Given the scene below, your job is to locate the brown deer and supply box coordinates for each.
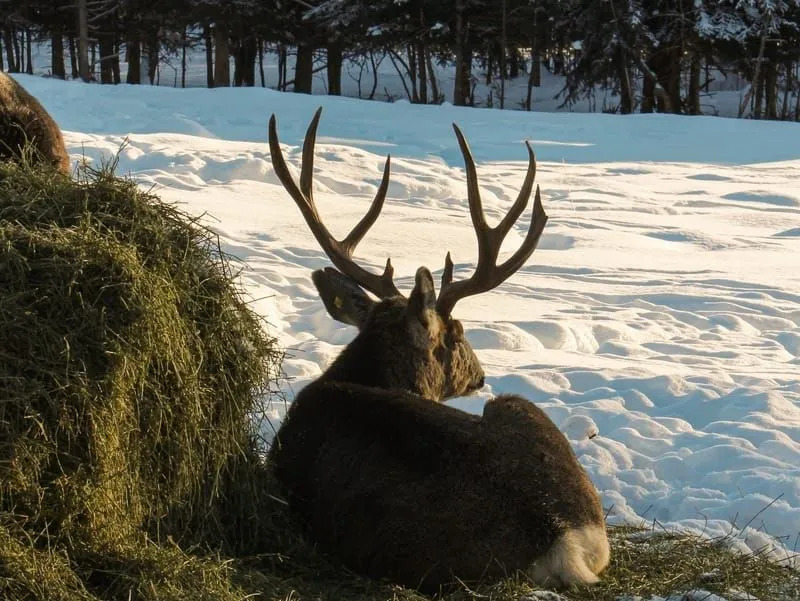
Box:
[0,72,70,173]
[267,108,609,593]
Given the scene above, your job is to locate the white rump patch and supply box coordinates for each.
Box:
[529,524,610,587]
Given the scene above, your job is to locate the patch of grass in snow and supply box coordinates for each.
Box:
[211,524,799,601]
[543,526,799,601]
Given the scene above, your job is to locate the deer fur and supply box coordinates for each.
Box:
[267,111,609,592]
[0,72,70,173]
[269,268,609,593]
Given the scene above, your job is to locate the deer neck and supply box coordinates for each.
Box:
[317,335,388,389]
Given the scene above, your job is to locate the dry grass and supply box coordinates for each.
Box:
[0,155,283,599]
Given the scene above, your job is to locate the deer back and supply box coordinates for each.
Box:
[270,383,606,592]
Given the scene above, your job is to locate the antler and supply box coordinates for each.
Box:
[268,107,400,299]
[436,125,548,318]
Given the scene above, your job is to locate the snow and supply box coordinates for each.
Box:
[13,73,800,573]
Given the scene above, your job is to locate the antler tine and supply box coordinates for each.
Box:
[436,127,548,318]
[342,155,391,256]
[299,107,322,200]
[452,124,489,235]
[497,141,536,239]
[268,108,400,299]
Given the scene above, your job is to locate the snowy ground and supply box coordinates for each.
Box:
[14,73,800,570]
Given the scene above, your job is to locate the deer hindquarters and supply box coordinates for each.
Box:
[0,73,70,174]
[482,394,610,586]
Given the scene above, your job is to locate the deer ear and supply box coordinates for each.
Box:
[312,267,376,329]
[407,267,438,329]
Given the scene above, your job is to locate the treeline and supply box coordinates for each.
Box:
[1,0,799,119]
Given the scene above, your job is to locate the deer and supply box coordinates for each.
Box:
[0,72,70,174]
[267,108,609,594]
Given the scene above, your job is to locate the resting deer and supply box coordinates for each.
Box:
[0,72,70,173]
[267,109,609,593]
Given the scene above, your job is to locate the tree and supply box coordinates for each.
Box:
[698,0,800,119]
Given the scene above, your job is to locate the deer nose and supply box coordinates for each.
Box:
[477,375,485,389]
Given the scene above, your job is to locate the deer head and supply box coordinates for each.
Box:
[268,108,547,401]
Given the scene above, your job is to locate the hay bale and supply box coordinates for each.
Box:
[0,159,283,599]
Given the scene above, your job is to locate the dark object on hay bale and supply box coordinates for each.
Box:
[0,72,70,173]
[0,160,283,598]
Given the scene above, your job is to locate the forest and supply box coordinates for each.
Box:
[1,0,799,120]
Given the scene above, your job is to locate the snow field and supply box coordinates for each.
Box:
[16,73,800,565]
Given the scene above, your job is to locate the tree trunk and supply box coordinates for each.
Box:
[241,36,257,86]
[426,50,439,102]
[127,30,141,84]
[666,46,681,113]
[739,17,770,118]
[51,27,65,79]
[387,50,413,100]
[5,29,14,72]
[13,29,21,72]
[464,45,474,106]
[617,47,633,114]
[112,38,121,83]
[146,30,159,85]
[407,43,418,102]
[531,54,541,87]
[68,35,78,78]
[180,27,187,88]
[795,73,800,121]
[508,49,520,78]
[687,53,701,115]
[278,44,287,90]
[258,39,265,87]
[203,24,213,88]
[500,0,506,108]
[77,0,90,81]
[525,54,535,111]
[327,40,342,95]
[25,29,33,74]
[233,36,256,86]
[416,41,428,103]
[639,53,673,113]
[98,32,115,83]
[764,59,778,120]
[213,24,230,87]
[780,60,792,119]
[369,50,381,100]
[641,74,655,113]
[294,43,314,93]
[752,67,764,119]
[647,48,680,113]
[453,1,470,106]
